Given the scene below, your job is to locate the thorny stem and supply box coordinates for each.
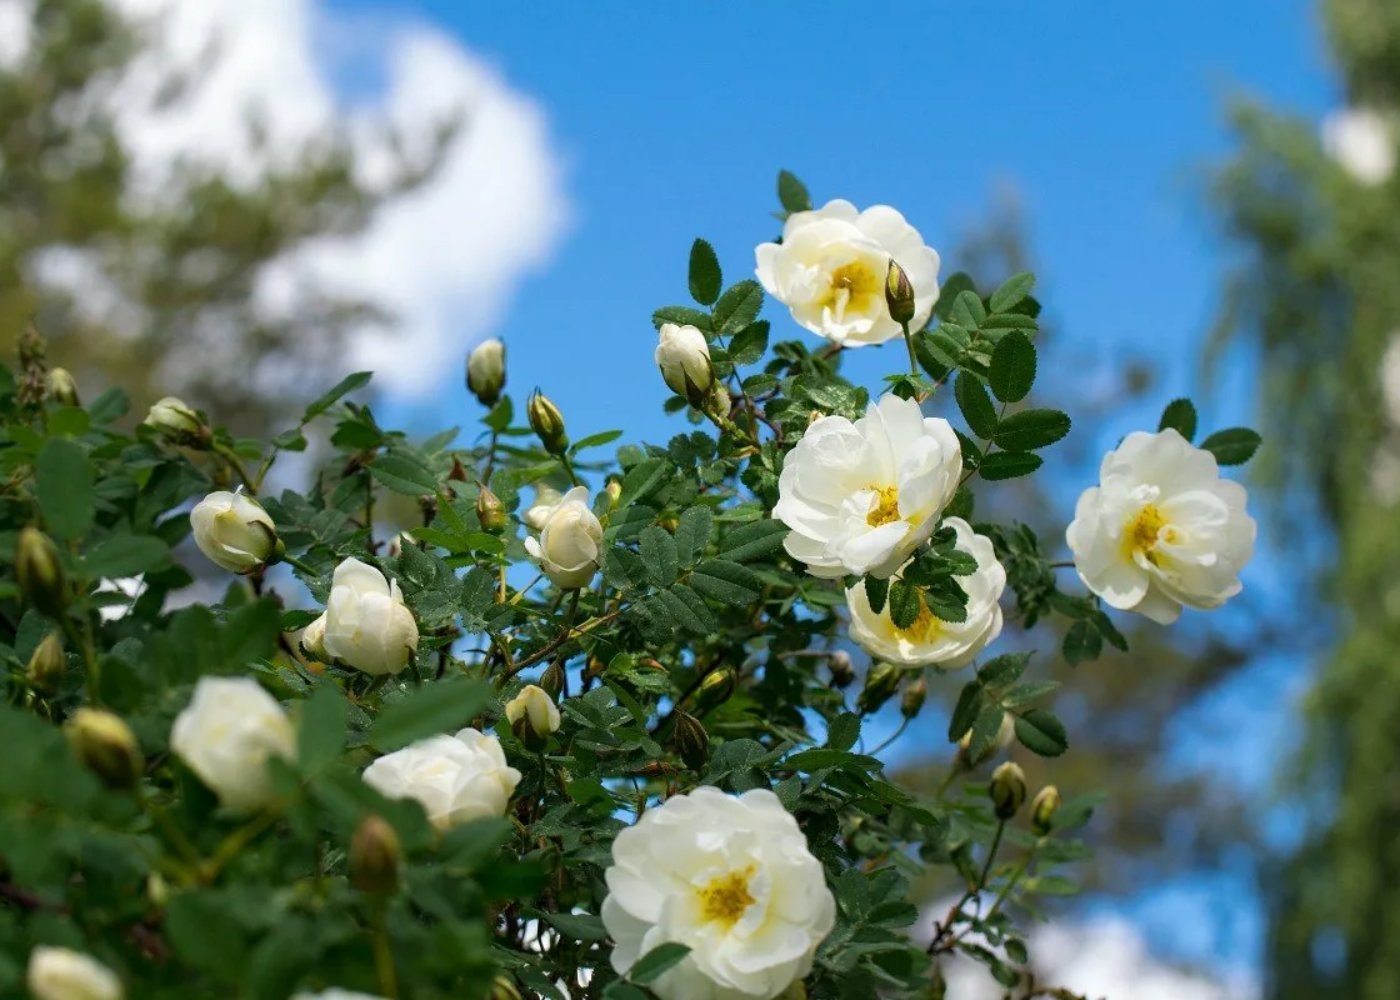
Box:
[926,818,1007,956]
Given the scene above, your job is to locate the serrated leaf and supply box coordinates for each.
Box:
[989,271,1035,313]
[992,409,1070,451]
[977,652,1031,690]
[369,453,438,496]
[952,289,987,329]
[713,280,764,335]
[1015,709,1068,756]
[888,580,922,630]
[864,575,888,615]
[639,525,679,587]
[369,679,491,751]
[1063,619,1103,665]
[955,372,998,439]
[948,680,983,742]
[988,331,1036,403]
[728,321,770,366]
[674,506,713,568]
[619,459,672,507]
[630,942,692,985]
[978,451,1043,480]
[688,238,722,306]
[36,438,94,540]
[1158,397,1198,441]
[83,534,170,578]
[777,170,811,214]
[297,684,346,773]
[1200,427,1261,466]
[690,559,760,605]
[302,371,372,422]
[826,712,860,751]
[652,306,714,331]
[720,519,788,562]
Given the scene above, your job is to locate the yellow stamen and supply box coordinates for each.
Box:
[824,261,881,315]
[697,867,757,929]
[867,485,901,527]
[893,594,942,643]
[1125,504,1167,562]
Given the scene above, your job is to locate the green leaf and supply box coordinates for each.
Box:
[967,705,1007,761]
[369,679,492,751]
[674,506,713,568]
[784,748,881,772]
[1158,397,1198,441]
[977,652,1031,690]
[888,580,922,630]
[545,911,609,942]
[988,331,1036,403]
[1200,427,1261,466]
[992,409,1070,451]
[630,942,693,985]
[688,238,723,306]
[955,372,998,439]
[82,534,170,578]
[689,559,760,605]
[826,712,860,751]
[1062,619,1103,665]
[571,430,623,452]
[728,321,770,366]
[952,289,987,329]
[978,451,1043,481]
[864,575,888,615]
[1015,709,1068,757]
[720,519,788,562]
[36,438,94,540]
[712,280,764,335]
[302,371,371,422]
[652,306,714,331]
[777,169,812,214]
[989,271,1035,313]
[297,684,347,773]
[369,453,438,496]
[619,459,672,507]
[639,526,679,588]
[947,681,983,742]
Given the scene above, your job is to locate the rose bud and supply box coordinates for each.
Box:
[16,527,67,618]
[527,389,569,455]
[504,684,561,751]
[350,814,402,896]
[466,338,506,407]
[67,708,144,790]
[990,761,1028,820]
[189,490,281,574]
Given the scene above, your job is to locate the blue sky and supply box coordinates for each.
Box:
[328,0,1336,982]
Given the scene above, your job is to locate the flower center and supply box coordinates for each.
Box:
[866,485,901,527]
[893,595,942,643]
[697,866,757,929]
[824,261,881,318]
[1125,504,1174,563]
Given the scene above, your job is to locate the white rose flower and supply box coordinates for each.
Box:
[1066,429,1257,625]
[1322,106,1395,186]
[27,947,122,1000]
[655,323,714,401]
[505,684,561,741]
[602,786,835,1000]
[755,198,940,346]
[522,483,564,532]
[466,337,506,406]
[362,727,521,830]
[773,392,962,579]
[524,486,603,590]
[844,517,1006,669]
[321,557,419,676]
[189,490,279,573]
[170,676,295,811]
[300,612,328,660]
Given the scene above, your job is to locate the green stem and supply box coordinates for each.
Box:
[869,718,909,756]
[558,452,581,487]
[371,904,398,999]
[984,842,1038,923]
[281,554,318,577]
[202,810,278,883]
[900,319,920,379]
[213,444,257,493]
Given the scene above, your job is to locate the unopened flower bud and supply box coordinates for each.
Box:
[900,677,927,720]
[190,491,280,573]
[655,323,714,407]
[67,708,143,790]
[604,478,623,509]
[505,684,561,751]
[26,632,66,691]
[539,660,566,700]
[491,975,524,1000]
[46,367,79,406]
[702,378,733,426]
[350,814,402,895]
[885,259,916,326]
[990,761,1027,820]
[694,668,736,711]
[143,396,205,444]
[658,512,680,534]
[466,338,507,407]
[1031,784,1061,836]
[828,651,855,689]
[146,871,169,910]
[476,485,508,534]
[857,662,900,714]
[16,527,67,618]
[527,389,569,455]
[672,710,709,771]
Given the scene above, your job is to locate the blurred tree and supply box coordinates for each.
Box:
[1211,0,1400,995]
[0,0,449,434]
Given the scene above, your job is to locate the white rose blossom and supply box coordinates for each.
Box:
[522,483,564,532]
[773,392,962,579]
[312,557,419,676]
[755,198,940,346]
[655,323,714,400]
[27,946,123,1000]
[524,485,603,590]
[844,517,1006,669]
[1066,428,1257,625]
[362,727,521,830]
[1321,106,1396,186]
[189,490,279,573]
[602,786,835,1000]
[170,676,295,810]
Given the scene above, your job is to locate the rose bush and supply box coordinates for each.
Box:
[0,171,1261,999]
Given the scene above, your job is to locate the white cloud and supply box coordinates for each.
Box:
[27,0,568,399]
[930,903,1257,1000]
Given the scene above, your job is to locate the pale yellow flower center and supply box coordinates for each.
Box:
[697,866,757,929]
[892,595,943,643]
[824,261,882,316]
[866,485,901,528]
[1124,504,1178,563]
